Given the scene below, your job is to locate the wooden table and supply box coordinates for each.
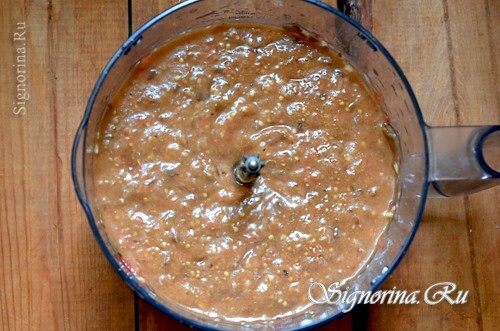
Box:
[1,0,498,330]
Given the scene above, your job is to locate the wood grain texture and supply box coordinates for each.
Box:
[445,1,500,329]
[0,0,135,330]
[0,3,56,329]
[51,0,137,329]
[369,0,499,330]
[368,0,478,330]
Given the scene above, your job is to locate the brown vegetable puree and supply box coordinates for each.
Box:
[94,24,397,322]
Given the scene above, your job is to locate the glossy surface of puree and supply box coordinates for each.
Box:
[94,24,397,322]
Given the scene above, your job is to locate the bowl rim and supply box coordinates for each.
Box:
[71,0,430,329]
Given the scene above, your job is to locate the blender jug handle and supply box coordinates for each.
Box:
[426,125,500,197]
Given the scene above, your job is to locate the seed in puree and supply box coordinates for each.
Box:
[93,24,397,322]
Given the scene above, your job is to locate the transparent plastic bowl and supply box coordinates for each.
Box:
[72,0,500,330]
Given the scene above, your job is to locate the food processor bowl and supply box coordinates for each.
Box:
[72,0,500,329]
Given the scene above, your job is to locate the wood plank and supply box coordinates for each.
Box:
[51,0,136,329]
[132,0,177,31]
[0,0,135,329]
[446,0,500,329]
[369,0,482,330]
[488,0,500,101]
[0,2,63,329]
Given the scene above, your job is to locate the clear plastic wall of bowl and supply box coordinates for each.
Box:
[77,0,427,329]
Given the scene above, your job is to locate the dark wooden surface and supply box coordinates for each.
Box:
[0,0,498,330]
